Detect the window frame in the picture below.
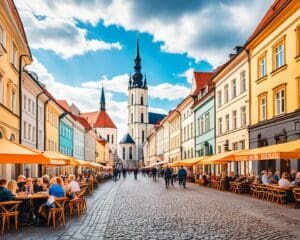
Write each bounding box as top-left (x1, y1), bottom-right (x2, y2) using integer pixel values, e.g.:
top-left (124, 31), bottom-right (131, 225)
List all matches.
top-left (273, 84), bottom-right (286, 116)
top-left (232, 110), bottom-right (237, 130)
top-left (240, 70), bottom-right (246, 93)
top-left (296, 25), bottom-right (300, 58)
top-left (258, 92), bottom-right (268, 122)
top-left (257, 51), bottom-right (267, 79)
top-left (272, 36), bottom-right (286, 71)
top-left (231, 79), bottom-right (237, 99)
top-left (240, 106), bottom-right (247, 127)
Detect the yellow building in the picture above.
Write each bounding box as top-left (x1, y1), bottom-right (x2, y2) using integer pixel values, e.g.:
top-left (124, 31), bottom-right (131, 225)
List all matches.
top-left (0, 0), bottom-right (32, 178)
top-left (96, 137), bottom-right (109, 165)
top-left (246, 0), bottom-right (300, 174)
top-left (168, 110), bottom-right (181, 162)
top-left (45, 93), bottom-right (63, 152)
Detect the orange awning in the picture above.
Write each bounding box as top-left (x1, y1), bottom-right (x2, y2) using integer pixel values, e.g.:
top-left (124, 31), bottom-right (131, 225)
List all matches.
top-left (70, 159), bottom-right (90, 167)
top-left (232, 139), bottom-right (300, 161)
top-left (0, 138), bottom-right (49, 164)
top-left (42, 151), bottom-right (72, 165)
top-left (200, 150), bottom-right (243, 165)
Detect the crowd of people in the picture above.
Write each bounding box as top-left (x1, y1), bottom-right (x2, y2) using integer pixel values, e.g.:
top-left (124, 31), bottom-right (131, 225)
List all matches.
top-left (0, 171), bottom-right (109, 226)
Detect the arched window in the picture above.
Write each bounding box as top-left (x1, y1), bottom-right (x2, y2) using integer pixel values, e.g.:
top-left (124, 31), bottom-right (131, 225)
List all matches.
top-left (107, 134), bottom-right (110, 143)
top-left (142, 130), bottom-right (145, 143)
top-left (141, 113), bottom-right (144, 123)
top-left (122, 147), bottom-right (126, 160)
top-left (111, 134), bottom-right (114, 144)
top-left (141, 96), bottom-right (144, 105)
top-left (129, 146), bottom-right (132, 160)
top-left (131, 94), bottom-right (134, 105)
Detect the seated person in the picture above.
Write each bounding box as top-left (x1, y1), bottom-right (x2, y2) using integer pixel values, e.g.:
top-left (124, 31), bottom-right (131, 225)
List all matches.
top-left (261, 170), bottom-right (269, 185)
top-left (17, 175), bottom-right (26, 192)
top-left (0, 179), bottom-right (16, 201)
top-left (220, 172), bottom-right (230, 190)
top-left (49, 177), bottom-right (65, 198)
top-left (25, 178), bottom-right (34, 194)
top-left (7, 180), bottom-right (18, 195)
top-left (67, 174), bottom-right (80, 198)
top-left (278, 172), bottom-right (292, 188)
top-left (272, 170), bottom-right (280, 183)
top-left (33, 178), bottom-right (44, 193)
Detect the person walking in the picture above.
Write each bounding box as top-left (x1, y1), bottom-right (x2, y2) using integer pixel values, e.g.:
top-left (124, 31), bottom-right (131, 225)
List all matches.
top-left (113, 168), bottom-right (118, 182)
top-left (133, 168), bottom-right (138, 180)
top-left (178, 166), bottom-right (187, 188)
top-left (151, 167), bottom-right (157, 182)
top-left (164, 166), bottom-right (172, 188)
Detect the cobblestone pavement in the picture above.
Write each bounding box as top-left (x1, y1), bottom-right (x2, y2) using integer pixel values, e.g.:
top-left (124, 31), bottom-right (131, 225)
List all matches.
top-left (4, 175), bottom-right (300, 240)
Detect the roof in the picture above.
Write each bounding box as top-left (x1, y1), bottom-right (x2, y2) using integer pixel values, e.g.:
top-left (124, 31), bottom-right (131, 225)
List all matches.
top-left (119, 133), bottom-right (135, 144)
top-left (193, 72), bottom-right (214, 95)
top-left (148, 112), bottom-right (166, 125)
top-left (82, 110), bottom-right (117, 129)
top-left (57, 100), bottom-right (71, 112)
top-left (247, 0), bottom-right (291, 43)
top-left (72, 115), bottom-right (92, 131)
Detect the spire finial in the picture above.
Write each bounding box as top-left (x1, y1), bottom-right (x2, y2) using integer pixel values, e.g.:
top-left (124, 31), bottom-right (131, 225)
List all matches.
top-left (100, 81), bottom-right (105, 111)
top-left (136, 32), bottom-right (140, 59)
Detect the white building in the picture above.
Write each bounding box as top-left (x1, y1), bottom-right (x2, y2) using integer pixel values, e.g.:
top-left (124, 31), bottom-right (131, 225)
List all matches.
top-left (119, 38), bottom-right (166, 167)
top-left (213, 48), bottom-right (250, 175)
top-left (21, 71), bottom-right (48, 177)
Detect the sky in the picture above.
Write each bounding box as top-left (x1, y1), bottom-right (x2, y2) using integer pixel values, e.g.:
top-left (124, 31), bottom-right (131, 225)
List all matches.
top-left (15, 0), bottom-right (273, 141)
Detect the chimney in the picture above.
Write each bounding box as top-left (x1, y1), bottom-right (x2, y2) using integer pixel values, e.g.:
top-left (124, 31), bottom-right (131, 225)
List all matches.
top-left (229, 53), bottom-right (236, 59)
top-left (234, 46), bottom-right (243, 54)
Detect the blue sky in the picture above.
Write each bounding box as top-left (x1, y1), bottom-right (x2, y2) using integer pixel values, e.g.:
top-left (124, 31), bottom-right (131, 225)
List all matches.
top-left (15, 0), bottom-right (272, 139)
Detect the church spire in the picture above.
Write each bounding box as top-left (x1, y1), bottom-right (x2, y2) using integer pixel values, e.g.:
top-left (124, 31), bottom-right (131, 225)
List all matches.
top-left (134, 36), bottom-right (141, 73)
top-left (100, 84), bottom-right (105, 111)
top-left (132, 35), bottom-right (143, 88)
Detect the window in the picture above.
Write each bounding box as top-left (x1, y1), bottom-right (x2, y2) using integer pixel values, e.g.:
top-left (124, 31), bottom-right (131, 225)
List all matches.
top-left (258, 93), bottom-right (267, 121)
top-left (141, 113), bottom-right (144, 123)
top-left (142, 130), bottom-right (145, 143)
top-left (28, 124), bottom-right (31, 140)
top-left (218, 117), bottom-right (222, 135)
top-left (217, 91), bottom-right (222, 107)
top-left (240, 71), bottom-right (246, 93)
top-left (224, 84), bottom-right (229, 103)
top-left (232, 110), bottom-right (237, 129)
top-left (240, 140), bottom-right (246, 150)
top-left (32, 102), bottom-right (35, 115)
top-left (23, 94), bottom-right (27, 110)
top-left (218, 146), bottom-right (222, 154)
top-left (274, 85), bottom-right (286, 115)
top-left (11, 90), bottom-right (16, 113)
top-left (122, 147), bottom-right (126, 160)
top-left (191, 123), bottom-right (194, 137)
top-left (131, 94), bottom-right (133, 105)
top-left (131, 113), bottom-right (133, 123)
top-left (225, 114), bottom-right (230, 132)
top-left (11, 43), bottom-right (18, 68)
top-left (258, 52), bottom-right (267, 78)
top-left (107, 134), bottom-right (110, 143)
top-left (296, 25), bottom-right (300, 57)
top-left (204, 113), bottom-right (209, 132)
top-left (112, 135), bottom-right (114, 144)
top-left (32, 126), bottom-right (35, 142)
top-left (183, 127), bottom-right (186, 140)
top-left (200, 116), bottom-right (204, 134)
top-left (232, 142), bottom-right (238, 151)
top-left (141, 96), bottom-right (144, 105)
top-left (0, 78), bottom-right (2, 104)
top-left (24, 121), bottom-right (27, 139)
top-left (28, 99), bottom-right (31, 113)
top-left (272, 37), bottom-right (285, 70)
top-left (129, 147), bottom-right (132, 160)
top-left (231, 79), bottom-right (237, 98)
top-left (240, 106), bottom-right (246, 127)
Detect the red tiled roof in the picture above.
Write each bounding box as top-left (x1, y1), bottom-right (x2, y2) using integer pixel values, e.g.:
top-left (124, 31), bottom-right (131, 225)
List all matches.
top-left (247, 0), bottom-right (291, 43)
top-left (6, 0), bottom-right (31, 57)
top-left (72, 115), bottom-right (92, 131)
top-left (82, 110), bottom-right (117, 129)
top-left (57, 100), bottom-right (71, 112)
top-left (193, 71), bottom-right (214, 95)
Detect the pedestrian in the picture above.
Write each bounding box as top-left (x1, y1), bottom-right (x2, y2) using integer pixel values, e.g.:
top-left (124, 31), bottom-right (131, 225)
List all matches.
top-left (113, 168), bottom-right (118, 182)
top-left (122, 168), bottom-right (127, 179)
top-left (164, 166), bottom-right (172, 188)
top-left (133, 168), bottom-right (138, 180)
top-left (151, 167), bottom-right (157, 182)
top-left (178, 166), bottom-right (187, 188)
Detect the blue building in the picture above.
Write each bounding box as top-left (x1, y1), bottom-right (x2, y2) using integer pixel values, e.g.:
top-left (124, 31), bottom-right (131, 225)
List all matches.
top-left (192, 72), bottom-right (215, 158)
top-left (59, 112), bottom-right (74, 157)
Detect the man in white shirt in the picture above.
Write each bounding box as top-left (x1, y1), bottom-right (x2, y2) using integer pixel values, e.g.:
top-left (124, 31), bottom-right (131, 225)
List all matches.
top-left (278, 172), bottom-right (292, 188)
top-left (68, 174), bottom-right (80, 194)
top-left (261, 170), bottom-right (269, 185)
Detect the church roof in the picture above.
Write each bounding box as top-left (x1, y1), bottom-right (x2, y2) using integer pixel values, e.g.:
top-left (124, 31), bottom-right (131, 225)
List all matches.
top-left (82, 110), bottom-right (117, 129)
top-left (119, 133), bottom-right (135, 144)
top-left (148, 112), bottom-right (166, 125)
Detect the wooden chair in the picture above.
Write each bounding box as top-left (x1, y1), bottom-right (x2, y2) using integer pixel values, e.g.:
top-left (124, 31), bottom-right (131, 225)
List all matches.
top-left (272, 187), bottom-right (286, 204)
top-left (264, 185), bottom-right (274, 202)
top-left (292, 188), bottom-right (300, 208)
top-left (78, 189), bottom-right (87, 212)
top-left (256, 184), bottom-right (265, 199)
top-left (0, 201), bottom-right (22, 235)
top-left (250, 184), bottom-right (257, 197)
top-left (229, 182), bottom-right (236, 193)
top-left (69, 189), bottom-right (86, 216)
top-left (48, 197), bottom-right (67, 228)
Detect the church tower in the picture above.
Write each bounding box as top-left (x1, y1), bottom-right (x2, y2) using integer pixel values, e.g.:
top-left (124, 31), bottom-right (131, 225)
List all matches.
top-left (128, 37), bottom-right (148, 163)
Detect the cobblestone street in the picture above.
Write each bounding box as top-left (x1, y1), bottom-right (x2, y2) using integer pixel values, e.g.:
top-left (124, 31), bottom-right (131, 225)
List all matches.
top-left (5, 175), bottom-right (300, 240)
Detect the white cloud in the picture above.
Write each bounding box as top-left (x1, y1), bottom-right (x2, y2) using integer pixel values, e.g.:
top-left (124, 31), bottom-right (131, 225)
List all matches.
top-left (178, 67), bottom-right (194, 84)
top-left (18, 10), bottom-right (121, 58)
top-left (148, 83), bottom-right (190, 101)
top-left (15, 0), bottom-right (273, 66)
